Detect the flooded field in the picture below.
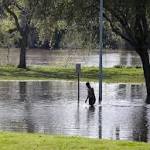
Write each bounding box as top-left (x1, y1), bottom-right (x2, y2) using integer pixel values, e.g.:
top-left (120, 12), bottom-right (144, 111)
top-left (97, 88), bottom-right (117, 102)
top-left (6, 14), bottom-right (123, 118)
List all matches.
top-left (0, 80), bottom-right (149, 142)
top-left (0, 48), bottom-right (142, 67)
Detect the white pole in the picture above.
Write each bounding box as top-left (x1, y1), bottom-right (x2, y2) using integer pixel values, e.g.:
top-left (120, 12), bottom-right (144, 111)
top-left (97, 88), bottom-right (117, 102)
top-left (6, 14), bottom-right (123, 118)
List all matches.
top-left (99, 0), bottom-right (103, 103)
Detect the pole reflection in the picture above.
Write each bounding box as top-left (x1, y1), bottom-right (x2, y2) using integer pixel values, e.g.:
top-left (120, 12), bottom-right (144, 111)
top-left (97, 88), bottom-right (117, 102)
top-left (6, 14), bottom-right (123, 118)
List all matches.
top-left (99, 106), bottom-right (102, 139)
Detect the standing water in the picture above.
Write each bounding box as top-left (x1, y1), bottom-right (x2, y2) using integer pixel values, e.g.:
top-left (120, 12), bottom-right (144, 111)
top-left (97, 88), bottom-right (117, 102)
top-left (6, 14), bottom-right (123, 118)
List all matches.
top-left (0, 48), bottom-right (142, 67)
top-left (0, 80), bottom-right (149, 142)
top-left (0, 48), bottom-right (148, 142)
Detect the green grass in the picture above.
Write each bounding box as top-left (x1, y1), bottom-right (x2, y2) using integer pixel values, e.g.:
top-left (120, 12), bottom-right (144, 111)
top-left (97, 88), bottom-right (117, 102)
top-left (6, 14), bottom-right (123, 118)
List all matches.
top-left (0, 132), bottom-right (149, 150)
top-left (0, 66), bottom-right (144, 83)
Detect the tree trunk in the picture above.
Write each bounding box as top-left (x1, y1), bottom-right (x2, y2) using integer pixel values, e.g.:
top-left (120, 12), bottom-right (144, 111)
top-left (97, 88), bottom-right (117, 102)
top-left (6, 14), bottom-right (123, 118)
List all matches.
top-left (53, 29), bottom-right (64, 49)
top-left (18, 31), bottom-right (28, 69)
top-left (138, 50), bottom-right (150, 103)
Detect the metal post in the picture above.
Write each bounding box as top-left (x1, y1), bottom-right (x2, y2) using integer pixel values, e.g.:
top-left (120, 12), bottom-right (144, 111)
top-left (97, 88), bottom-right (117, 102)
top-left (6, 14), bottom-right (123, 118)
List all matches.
top-left (76, 64), bottom-right (81, 103)
top-left (78, 72), bottom-right (80, 102)
top-left (99, 0), bottom-right (103, 103)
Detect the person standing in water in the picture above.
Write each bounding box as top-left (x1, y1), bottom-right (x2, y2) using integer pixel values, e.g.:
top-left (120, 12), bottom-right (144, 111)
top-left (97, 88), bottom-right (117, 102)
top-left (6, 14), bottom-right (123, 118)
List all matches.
top-left (85, 82), bottom-right (96, 106)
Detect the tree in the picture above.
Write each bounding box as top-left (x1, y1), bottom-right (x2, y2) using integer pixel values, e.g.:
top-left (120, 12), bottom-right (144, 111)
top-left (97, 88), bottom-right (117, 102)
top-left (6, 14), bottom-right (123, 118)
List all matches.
top-left (0, 0), bottom-right (33, 68)
top-left (0, 19), bottom-right (20, 64)
top-left (104, 0), bottom-right (150, 103)
top-left (63, 0), bottom-right (150, 103)
top-left (0, 0), bottom-right (59, 68)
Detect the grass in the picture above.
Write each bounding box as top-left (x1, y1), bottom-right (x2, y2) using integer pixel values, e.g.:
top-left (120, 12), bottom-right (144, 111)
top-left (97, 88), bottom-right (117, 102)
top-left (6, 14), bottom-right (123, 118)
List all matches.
top-left (0, 132), bottom-right (149, 150)
top-left (0, 65), bottom-right (144, 83)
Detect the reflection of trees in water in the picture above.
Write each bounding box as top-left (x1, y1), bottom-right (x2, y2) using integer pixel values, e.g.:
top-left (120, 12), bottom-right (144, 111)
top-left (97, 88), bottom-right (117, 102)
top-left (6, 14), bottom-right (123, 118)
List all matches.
top-left (19, 82), bottom-right (27, 102)
top-left (19, 82), bottom-right (35, 133)
top-left (132, 105), bottom-right (147, 142)
top-left (0, 82), bottom-right (14, 101)
top-left (0, 81), bottom-right (149, 141)
top-left (131, 85), bottom-right (143, 99)
top-left (145, 106), bottom-right (150, 142)
top-left (102, 105), bottom-right (148, 142)
top-left (0, 82), bottom-right (24, 131)
top-left (117, 84), bottom-right (145, 100)
top-left (117, 84), bottom-right (126, 99)
top-left (40, 82), bottom-right (51, 100)
top-left (28, 82), bottom-right (53, 103)
top-left (0, 82), bottom-right (34, 132)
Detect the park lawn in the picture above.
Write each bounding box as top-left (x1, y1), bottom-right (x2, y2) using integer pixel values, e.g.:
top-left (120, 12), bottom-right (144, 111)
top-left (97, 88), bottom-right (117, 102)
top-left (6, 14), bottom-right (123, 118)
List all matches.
top-left (0, 66), bottom-right (144, 83)
top-left (0, 132), bottom-right (149, 150)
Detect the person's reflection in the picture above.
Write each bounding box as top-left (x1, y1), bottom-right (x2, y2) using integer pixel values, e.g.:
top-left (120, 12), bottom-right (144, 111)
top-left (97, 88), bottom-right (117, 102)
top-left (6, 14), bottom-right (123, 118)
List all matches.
top-left (88, 106), bottom-right (95, 116)
top-left (86, 106), bottom-right (95, 123)
top-left (19, 82), bottom-right (35, 133)
top-left (86, 106), bottom-right (96, 134)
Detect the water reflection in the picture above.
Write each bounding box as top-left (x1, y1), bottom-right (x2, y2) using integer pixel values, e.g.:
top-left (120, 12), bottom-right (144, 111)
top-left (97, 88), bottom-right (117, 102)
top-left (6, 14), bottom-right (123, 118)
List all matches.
top-left (144, 105), bottom-right (150, 142)
top-left (116, 84), bottom-right (145, 101)
top-left (0, 49), bottom-right (142, 67)
top-left (102, 105), bottom-right (147, 142)
top-left (19, 82), bottom-right (35, 132)
top-left (0, 81), bottom-right (149, 142)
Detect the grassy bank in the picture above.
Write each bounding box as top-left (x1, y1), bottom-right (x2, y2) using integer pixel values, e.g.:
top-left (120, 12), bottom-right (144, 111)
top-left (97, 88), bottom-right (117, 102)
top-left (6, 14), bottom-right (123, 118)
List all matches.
top-left (0, 66), bottom-right (144, 82)
top-left (0, 132), bottom-right (149, 150)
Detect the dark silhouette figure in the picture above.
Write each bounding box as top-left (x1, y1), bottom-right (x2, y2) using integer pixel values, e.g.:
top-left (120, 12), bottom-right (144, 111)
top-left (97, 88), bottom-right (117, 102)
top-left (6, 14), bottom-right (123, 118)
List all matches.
top-left (85, 82), bottom-right (96, 106)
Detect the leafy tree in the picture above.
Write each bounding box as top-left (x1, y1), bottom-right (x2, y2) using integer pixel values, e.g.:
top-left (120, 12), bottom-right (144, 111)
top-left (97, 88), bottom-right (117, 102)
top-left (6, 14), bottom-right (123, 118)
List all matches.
top-left (64, 0), bottom-right (150, 103)
top-left (104, 0), bottom-right (150, 103)
top-left (0, 0), bottom-right (59, 68)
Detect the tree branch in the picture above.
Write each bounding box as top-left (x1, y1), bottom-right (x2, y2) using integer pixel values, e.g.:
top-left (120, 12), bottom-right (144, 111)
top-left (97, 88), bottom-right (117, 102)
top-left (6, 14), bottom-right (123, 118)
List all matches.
top-left (4, 5), bottom-right (20, 31)
top-left (104, 13), bottom-right (136, 47)
top-left (7, 28), bottom-right (17, 34)
top-left (105, 8), bottom-right (136, 45)
top-left (28, 0), bottom-right (40, 23)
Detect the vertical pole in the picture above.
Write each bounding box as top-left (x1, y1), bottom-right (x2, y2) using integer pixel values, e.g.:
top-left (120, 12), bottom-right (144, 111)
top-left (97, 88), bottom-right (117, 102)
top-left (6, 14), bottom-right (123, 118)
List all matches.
top-left (76, 64), bottom-right (81, 103)
top-left (99, 0), bottom-right (103, 103)
top-left (78, 72), bottom-right (80, 103)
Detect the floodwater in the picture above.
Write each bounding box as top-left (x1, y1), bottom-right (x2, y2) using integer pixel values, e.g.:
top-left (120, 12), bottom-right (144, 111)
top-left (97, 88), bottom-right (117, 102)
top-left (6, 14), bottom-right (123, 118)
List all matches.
top-left (0, 80), bottom-right (149, 142)
top-left (0, 48), bottom-right (142, 67)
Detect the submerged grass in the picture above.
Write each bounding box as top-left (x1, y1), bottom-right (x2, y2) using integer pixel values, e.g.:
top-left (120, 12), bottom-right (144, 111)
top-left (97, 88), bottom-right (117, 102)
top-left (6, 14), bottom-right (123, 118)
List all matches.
top-left (0, 66), bottom-right (144, 83)
top-left (0, 132), bottom-right (149, 150)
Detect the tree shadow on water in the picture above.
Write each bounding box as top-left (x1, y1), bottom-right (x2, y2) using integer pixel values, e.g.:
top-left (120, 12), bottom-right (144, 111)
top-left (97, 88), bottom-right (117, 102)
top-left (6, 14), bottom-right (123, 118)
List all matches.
top-left (19, 82), bottom-right (35, 133)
